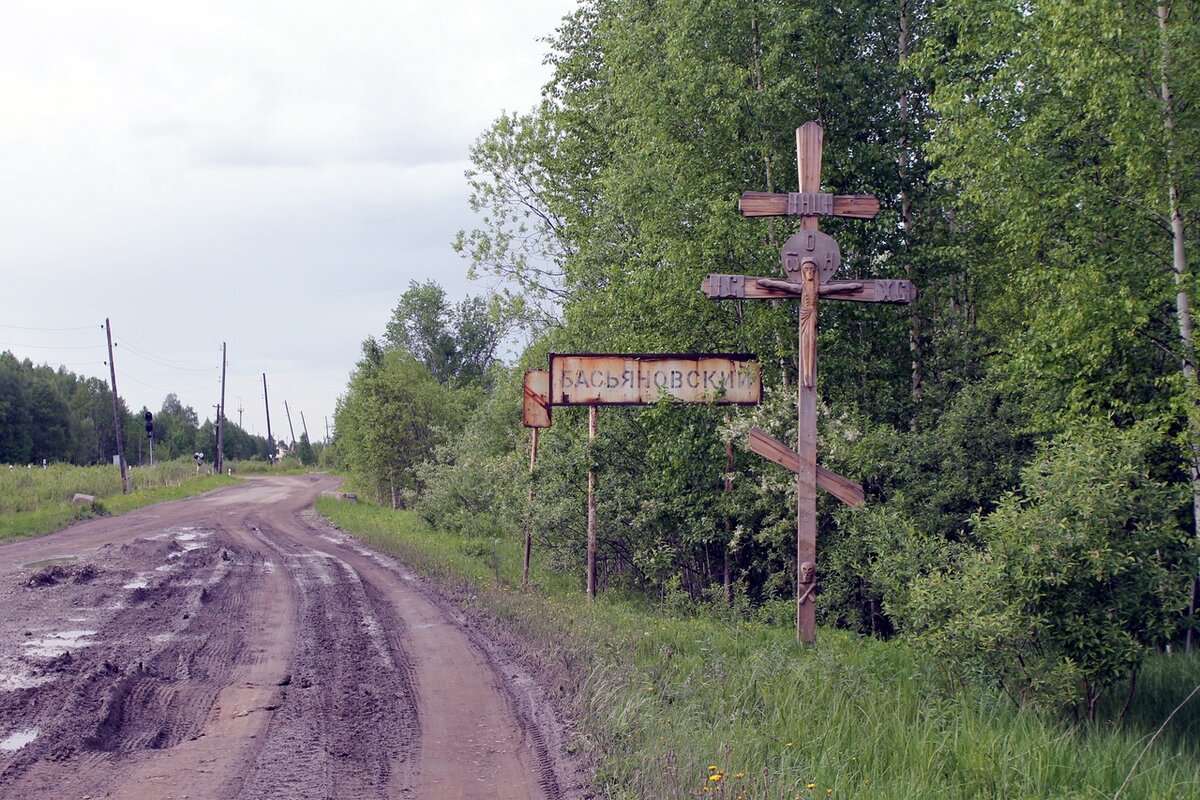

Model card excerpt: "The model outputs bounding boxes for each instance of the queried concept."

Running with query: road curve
[0,475,569,799]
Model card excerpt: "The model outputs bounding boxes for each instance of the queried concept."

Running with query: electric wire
[115,368,217,397]
[0,340,104,351]
[0,323,100,332]
[114,343,218,372]
[114,338,212,365]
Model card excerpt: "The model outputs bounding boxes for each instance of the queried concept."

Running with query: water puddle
[0,728,39,752]
[21,556,78,570]
[154,527,213,557]
[22,630,95,658]
[0,673,54,692]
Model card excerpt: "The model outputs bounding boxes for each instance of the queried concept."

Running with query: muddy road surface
[0,475,581,799]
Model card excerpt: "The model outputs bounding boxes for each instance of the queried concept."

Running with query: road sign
[548,353,761,406]
[522,370,552,428]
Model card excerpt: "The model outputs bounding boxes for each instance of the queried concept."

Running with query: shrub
[904,422,1194,719]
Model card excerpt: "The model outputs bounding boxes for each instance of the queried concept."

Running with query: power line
[113,338,212,365]
[0,323,99,332]
[114,368,217,396]
[114,343,218,372]
[0,340,104,350]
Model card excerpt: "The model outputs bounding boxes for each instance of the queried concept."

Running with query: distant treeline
[0,350,279,466]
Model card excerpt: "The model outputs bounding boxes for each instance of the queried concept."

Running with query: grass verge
[0,467,238,542]
[317,499,1200,800]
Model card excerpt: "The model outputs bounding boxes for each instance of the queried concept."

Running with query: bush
[904,422,1194,719]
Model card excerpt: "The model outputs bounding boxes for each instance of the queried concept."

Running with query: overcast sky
[0,0,575,445]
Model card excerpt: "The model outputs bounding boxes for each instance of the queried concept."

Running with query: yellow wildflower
[708,765,719,772]
[807,782,816,791]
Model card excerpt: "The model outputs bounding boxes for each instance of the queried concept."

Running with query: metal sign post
[702,122,916,643]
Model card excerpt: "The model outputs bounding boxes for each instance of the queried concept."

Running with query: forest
[350,0,1196,720]
[0,350,290,467]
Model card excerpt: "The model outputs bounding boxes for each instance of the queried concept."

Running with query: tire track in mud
[294,513,576,800]
[0,530,261,798]
[225,519,419,799]
[0,476,583,799]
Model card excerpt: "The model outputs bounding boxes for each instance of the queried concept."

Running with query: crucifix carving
[702,122,916,643]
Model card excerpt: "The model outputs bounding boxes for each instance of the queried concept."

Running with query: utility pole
[300,410,310,443]
[216,342,226,475]
[325,416,330,445]
[237,397,244,428]
[284,400,297,448]
[263,373,275,464]
[104,318,129,493]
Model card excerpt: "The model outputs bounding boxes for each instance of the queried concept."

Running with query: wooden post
[795,122,822,644]
[587,405,598,601]
[104,318,129,493]
[724,427,734,604]
[216,342,226,475]
[284,400,297,448]
[263,373,275,464]
[523,427,539,587]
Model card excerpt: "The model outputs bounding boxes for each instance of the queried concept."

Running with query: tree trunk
[1159,3,1199,652]
[750,5,774,193]
[898,0,923,415]
[724,433,734,603]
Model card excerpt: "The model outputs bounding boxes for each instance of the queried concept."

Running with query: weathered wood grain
[739,191,880,219]
[702,274,915,304]
[747,427,866,507]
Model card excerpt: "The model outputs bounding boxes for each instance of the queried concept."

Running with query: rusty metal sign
[548,353,761,406]
[522,370,552,428]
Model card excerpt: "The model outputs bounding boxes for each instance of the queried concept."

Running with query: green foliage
[296,432,315,466]
[918,0,1200,425]
[0,353,261,469]
[334,342,467,507]
[0,460,235,540]
[342,0,1200,728]
[384,280,502,387]
[904,423,1194,719]
[414,367,527,539]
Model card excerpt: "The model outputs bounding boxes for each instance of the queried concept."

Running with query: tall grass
[318,499,1200,800]
[0,460,236,540]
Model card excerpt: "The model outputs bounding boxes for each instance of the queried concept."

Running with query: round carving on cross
[781,230,840,284]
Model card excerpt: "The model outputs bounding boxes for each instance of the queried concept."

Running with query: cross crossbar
[739,191,880,219]
[702,273,915,303]
[748,427,865,507]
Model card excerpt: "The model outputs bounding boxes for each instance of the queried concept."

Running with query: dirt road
[0,475,583,799]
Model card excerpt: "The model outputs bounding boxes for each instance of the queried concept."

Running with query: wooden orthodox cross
[701,122,915,643]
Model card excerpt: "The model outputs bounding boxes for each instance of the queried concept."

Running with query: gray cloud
[0,0,574,443]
